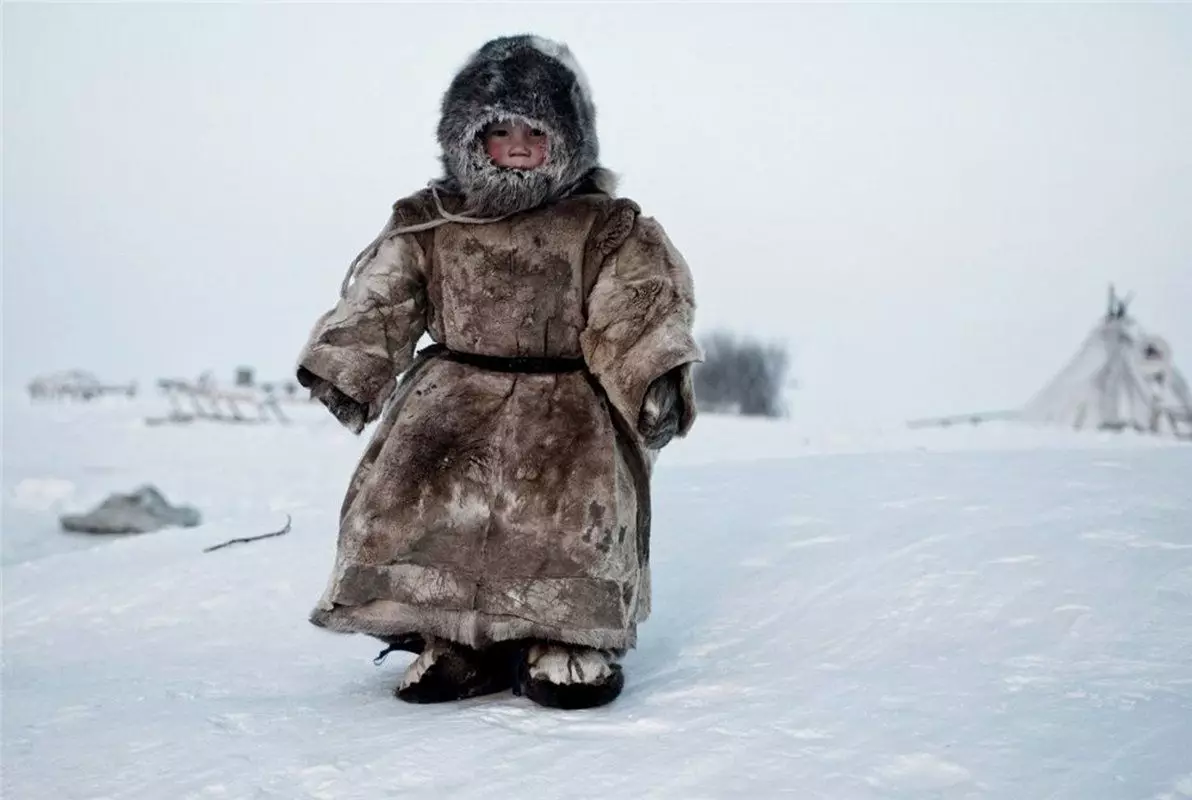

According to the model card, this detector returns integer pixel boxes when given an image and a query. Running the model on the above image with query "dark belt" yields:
[417,343,586,374]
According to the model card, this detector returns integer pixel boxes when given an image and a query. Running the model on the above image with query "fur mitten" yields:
[637,368,684,450]
[296,366,369,434]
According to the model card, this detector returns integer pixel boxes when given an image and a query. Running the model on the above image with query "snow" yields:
[3,394,1191,799]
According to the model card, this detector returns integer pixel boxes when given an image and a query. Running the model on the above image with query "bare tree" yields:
[694,330,792,418]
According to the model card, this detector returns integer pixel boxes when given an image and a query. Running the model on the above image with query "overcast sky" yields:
[5,2,1190,426]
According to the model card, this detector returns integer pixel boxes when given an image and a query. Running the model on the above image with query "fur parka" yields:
[297,35,700,653]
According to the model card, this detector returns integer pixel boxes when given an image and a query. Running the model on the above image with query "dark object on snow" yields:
[202,515,292,553]
[59,485,201,534]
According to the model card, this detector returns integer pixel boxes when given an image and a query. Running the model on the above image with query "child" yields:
[296,35,700,709]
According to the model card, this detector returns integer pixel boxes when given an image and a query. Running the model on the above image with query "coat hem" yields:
[310,600,637,652]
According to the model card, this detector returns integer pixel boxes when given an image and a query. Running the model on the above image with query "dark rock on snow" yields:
[60,485,201,534]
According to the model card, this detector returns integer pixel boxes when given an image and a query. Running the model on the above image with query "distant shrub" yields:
[693,330,792,418]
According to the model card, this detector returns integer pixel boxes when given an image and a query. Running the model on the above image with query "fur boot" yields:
[513,642,625,709]
[394,637,517,704]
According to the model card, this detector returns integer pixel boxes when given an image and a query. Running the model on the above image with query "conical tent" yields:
[1021,287,1192,438]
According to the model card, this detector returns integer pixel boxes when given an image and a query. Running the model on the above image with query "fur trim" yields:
[398,639,446,690]
[436,35,604,216]
[524,642,614,684]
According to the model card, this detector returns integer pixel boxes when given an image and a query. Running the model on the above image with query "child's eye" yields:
[529,128,546,138]
[490,128,509,137]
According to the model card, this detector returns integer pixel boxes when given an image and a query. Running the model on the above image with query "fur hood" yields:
[435,34,615,216]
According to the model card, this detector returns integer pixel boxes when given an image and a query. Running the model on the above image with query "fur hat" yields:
[435,35,613,217]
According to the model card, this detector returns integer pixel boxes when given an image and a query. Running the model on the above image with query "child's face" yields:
[483,120,549,170]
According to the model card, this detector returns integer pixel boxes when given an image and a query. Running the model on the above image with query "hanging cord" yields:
[338,181,516,298]
[373,642,404,666]
[426,181,517,225]
[372,633,427,665]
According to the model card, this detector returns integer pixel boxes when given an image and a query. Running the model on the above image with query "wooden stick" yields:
[203,515,292,553]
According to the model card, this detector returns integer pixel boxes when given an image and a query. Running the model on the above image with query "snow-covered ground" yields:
[3,393,1191,799]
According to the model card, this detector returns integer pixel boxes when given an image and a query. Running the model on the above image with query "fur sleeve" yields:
[296,232,428,424]
[580,215,701,438]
